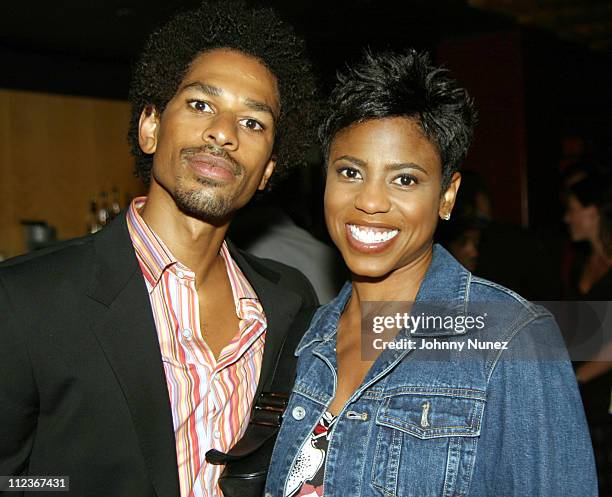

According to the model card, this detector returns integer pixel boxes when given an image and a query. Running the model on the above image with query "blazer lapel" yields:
[85,214,180,497]
[81,218,302,496]
[227,242,303,398]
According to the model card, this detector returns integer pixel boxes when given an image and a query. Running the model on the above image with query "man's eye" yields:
[392,174,417,187]
[187,100,213,113]
[338,167,362,180]
[239,118,264,131]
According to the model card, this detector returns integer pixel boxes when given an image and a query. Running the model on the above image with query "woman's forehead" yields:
[329,117,441,172]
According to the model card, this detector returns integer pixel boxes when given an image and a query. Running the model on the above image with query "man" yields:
[0,2,319,496]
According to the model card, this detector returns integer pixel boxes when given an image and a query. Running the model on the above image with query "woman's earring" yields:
[441,212,451,221]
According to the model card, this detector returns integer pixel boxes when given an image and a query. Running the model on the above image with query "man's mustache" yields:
[181,145,243,176]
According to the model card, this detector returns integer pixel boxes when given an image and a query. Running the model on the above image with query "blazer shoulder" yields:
[0,234,95,287]
[239,250,319,307]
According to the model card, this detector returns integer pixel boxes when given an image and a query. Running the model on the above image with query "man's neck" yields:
[140,183,231,284]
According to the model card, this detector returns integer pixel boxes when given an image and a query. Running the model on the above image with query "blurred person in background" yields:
[564,175,612,495]
[565,176,612,299]
[436,214,483,272]
[441,170,557,299]
[445,222,481,271]
[560,159,609,297]
[229,178,347,304]
[436,171,486,272]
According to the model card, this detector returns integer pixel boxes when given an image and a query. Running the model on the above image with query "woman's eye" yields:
[187,100,213,113]
[392,174,417,187]
[239,118,264,131]
[338,167,362,180]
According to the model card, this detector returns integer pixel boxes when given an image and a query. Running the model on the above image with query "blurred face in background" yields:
[448,228,480,272]
[564,194,599,243]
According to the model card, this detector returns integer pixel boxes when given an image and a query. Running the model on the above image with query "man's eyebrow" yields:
[180,82,223,96]
[180,81,277,122]
[244,97,277,122]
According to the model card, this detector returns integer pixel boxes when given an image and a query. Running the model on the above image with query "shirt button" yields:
[292,406,306,420]
[213,430,221,439]
[177,270,185,278]
[182,328,193,339]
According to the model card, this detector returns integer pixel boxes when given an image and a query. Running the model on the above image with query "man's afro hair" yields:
[127,0,319,188]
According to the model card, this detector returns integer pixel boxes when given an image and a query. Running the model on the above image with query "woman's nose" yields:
[353,181,391,214]
[203,112,238,150]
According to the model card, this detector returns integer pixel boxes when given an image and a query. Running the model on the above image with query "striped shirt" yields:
[127,197,267,497]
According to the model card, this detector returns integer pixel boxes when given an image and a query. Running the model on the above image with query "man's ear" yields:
[439,172,462,220]
[138,105,159,154]
[257,157,277,190]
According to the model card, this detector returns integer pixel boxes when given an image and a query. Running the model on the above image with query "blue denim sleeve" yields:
[471,313,598,496]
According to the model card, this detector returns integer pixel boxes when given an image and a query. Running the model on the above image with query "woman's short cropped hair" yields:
[319,49,477,189]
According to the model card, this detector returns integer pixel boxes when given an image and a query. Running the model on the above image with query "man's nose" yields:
[203,112,238,150]
[353,180,391,214]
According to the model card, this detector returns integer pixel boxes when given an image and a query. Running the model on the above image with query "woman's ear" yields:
[439,172,461,220]
[138,104,159,154]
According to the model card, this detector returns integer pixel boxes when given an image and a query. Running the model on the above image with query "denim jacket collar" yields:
[296,243,471,355]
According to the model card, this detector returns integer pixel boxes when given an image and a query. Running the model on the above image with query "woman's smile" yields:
[346,223,400,253]
[324,116,459,280]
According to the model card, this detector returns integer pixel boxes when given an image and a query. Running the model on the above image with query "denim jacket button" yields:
[292,406,306,420]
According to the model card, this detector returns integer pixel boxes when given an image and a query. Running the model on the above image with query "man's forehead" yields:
[181,48,280,111]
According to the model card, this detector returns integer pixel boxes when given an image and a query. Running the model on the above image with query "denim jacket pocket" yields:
[371,389,485,497]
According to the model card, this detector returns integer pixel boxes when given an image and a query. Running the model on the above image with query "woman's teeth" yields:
[348,224,399,244]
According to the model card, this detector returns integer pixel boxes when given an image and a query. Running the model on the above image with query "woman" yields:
[565,177,612,300]
[265,50,597,496]
[564,177,612,494]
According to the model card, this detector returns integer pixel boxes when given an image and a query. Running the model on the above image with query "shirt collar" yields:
[126,197,259,310]
[220,241,258,302]
[126,197,177,289]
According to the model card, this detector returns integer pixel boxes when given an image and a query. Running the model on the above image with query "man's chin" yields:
[173,189,235,225]
[194,175,229,188]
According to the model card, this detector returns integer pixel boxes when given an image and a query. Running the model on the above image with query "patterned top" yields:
[127,197,267,497]
[285,412,337,497]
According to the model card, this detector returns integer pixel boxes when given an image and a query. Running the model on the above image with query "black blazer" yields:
[0,212,318,497]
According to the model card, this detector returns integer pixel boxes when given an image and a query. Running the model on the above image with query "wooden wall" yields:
[0,89,145,259]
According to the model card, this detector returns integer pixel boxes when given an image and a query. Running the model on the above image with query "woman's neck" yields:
[350,246,433,306]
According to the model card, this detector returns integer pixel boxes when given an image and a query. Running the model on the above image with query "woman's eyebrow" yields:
[332,156,428,176]
[385,162,428,175]
[333,155,366,166]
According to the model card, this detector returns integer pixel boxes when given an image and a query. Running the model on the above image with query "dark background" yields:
[2,0,611,230]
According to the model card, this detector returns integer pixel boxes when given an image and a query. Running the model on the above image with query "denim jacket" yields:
[266,244,597,497]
